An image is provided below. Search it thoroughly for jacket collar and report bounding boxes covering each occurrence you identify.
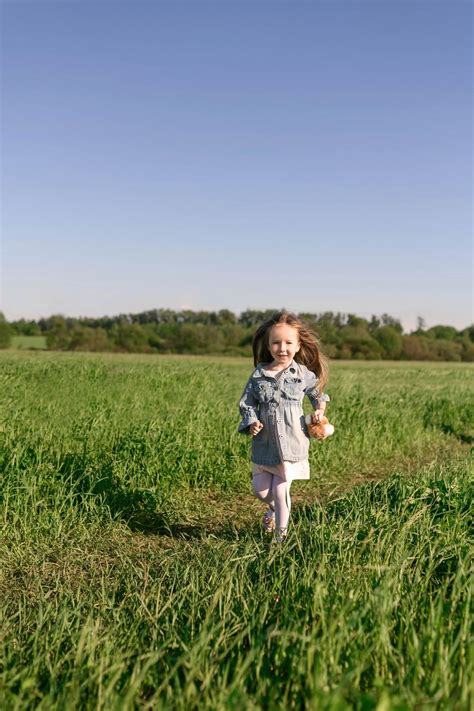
[253,359,299,378]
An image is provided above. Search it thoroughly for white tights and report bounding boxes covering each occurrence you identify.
[252,473,292,533]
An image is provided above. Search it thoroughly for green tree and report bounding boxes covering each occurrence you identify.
[110,323,151,353]
[339,321,382,360]
[45,316,71,350]
[69,326,112,352]
[425,325,458,341]
[368,315,381,333]
[0,312,12,349]
[381,313,403,334]
[430,339,463,362]
[374,326,403,359]
[401,335,431,360]
[216,309,237,325]
[346,314,368,329]
[10,319,41,336]
[461,341,474,362]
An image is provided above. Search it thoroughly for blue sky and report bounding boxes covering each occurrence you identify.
[1,0,472,332]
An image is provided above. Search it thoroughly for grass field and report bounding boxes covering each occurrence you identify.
[1,352,472,710]
[10,335,47,350]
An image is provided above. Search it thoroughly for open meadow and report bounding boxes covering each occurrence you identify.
[0,352,472,710]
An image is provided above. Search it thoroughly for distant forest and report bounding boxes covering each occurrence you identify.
[1,309,473,361]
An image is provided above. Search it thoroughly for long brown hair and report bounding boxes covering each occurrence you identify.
[252,311,328,390]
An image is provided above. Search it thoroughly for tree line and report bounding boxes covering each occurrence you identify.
[2,309,472,361]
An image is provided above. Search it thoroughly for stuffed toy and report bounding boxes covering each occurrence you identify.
[305,413,335,441]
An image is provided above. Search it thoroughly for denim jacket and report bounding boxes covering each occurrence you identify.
[238,360,330,465]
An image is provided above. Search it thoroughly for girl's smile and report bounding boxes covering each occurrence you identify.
[268,323,300,368]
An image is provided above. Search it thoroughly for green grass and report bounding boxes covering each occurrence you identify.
[0,353,472,710]
[10,335,47,350]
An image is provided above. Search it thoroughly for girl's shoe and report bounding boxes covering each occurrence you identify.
[262,507,275,533]
[272,528,288,544]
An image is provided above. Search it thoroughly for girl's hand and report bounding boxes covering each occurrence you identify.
[250,421,264,436]
[312,409,326,423]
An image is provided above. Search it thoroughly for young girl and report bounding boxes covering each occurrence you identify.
[238,311,330,543]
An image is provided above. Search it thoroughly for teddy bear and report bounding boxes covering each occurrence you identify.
[305,413,335,441]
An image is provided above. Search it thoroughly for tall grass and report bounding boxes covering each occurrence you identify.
[0,353,472,709]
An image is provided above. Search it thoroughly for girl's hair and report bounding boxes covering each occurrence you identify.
[252,311,328,389]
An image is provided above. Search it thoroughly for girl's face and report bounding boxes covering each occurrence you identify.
[268,323,300,368]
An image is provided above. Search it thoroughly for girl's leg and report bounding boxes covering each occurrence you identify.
[252,472,274,505]
[272,476,293,537]
[252,472,276,532]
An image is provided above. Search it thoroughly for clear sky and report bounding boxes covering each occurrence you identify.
[1,0,472,332]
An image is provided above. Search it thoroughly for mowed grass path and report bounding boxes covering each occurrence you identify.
[1,353,472,710]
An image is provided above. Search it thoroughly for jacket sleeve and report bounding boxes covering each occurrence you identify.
[238,377,259,434]
[304,368,330,410]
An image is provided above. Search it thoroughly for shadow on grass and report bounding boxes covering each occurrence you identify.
[57,451,249,541]
[423,400,474,444]
[126,514,247,541]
